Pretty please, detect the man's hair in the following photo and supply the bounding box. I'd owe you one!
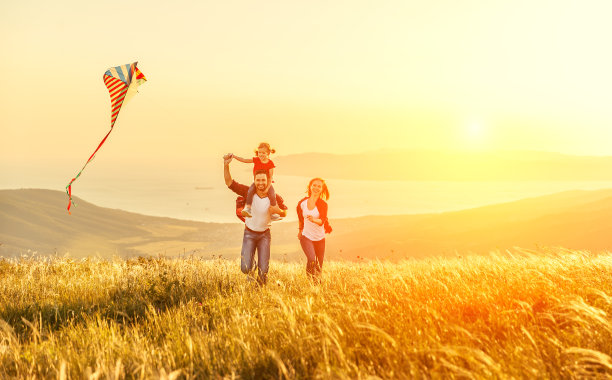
[253,169,270,182]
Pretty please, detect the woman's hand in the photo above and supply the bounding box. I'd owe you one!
[306,215,323,226]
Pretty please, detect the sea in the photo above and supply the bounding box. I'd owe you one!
[3,164,612,223]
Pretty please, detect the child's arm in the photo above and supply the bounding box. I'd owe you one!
[231,154,253,163]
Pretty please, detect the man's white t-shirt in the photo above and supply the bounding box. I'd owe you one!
[245,194,271,232]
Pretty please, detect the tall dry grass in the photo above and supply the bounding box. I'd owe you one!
[0,250,611,379]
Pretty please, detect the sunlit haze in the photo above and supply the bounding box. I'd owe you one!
[2,0,612,221]
[3,1,612,166]
[3,4,612,375]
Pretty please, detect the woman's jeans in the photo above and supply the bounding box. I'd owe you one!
[300,236,325,275]
[241,228,271,284]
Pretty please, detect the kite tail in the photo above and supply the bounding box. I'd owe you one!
[66,176,77,214]
[65,128,114,213]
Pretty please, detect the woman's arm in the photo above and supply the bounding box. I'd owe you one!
[232,155,253,163]
[306,215,324,226]
[297,199,305,237]
[316,199,332,233]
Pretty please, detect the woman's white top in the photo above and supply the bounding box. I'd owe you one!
[300,199,325,241]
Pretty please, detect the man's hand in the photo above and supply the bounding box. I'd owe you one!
[297,231,302,239]
[223,154,234,187]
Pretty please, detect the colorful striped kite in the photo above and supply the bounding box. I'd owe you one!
[66,62,147,213]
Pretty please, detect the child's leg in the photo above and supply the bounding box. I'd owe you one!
[268,186,285,218]
[267,185,277,206]
[245,183,256,207]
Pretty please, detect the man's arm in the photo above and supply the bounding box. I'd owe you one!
[223,154,234,187]
[224,154,250,197]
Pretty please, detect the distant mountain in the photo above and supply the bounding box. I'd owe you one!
[328,188,612,260]
[2,188,612,260]
[274,150,612,181]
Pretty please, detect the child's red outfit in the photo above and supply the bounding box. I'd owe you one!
[252,157,275,175]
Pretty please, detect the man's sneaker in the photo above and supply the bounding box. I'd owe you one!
[241,207,252,218]
[271,214,282,221]
[278,209,287,217]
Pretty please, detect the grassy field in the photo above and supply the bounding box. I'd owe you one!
[0,250,611,379]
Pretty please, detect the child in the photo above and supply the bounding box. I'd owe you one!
[230,142,287,220]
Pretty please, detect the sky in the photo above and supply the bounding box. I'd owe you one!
[2,0,612,179]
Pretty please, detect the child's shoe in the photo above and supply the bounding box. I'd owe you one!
[271,214,282,221]
[241,207,252,218]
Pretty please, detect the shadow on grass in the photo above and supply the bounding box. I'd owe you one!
[0,258,240,339]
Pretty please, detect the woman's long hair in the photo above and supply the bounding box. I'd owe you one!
[307,178,330,201]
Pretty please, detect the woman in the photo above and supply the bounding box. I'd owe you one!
[297,178,332,279]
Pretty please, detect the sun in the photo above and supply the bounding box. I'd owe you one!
[468,122,483,139]
[464,121,486,147]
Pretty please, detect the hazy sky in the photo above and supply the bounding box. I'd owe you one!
[2,0,612,175]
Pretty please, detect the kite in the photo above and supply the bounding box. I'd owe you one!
[66,62,147,213]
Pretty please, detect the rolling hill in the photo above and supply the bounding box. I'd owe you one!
[1,188,612,260]
[0,189,243,258]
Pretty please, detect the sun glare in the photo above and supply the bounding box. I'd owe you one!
[468,122,483,138]
[464,121,486,148]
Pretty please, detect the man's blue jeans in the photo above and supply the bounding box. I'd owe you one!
[240,228,271,284]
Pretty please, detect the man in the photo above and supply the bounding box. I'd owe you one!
[224,154,285,284]
[224,154,287,221]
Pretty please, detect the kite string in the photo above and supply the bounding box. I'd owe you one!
[65,128,114,213]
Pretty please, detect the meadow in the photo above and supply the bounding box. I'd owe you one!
[0,250,611,379]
